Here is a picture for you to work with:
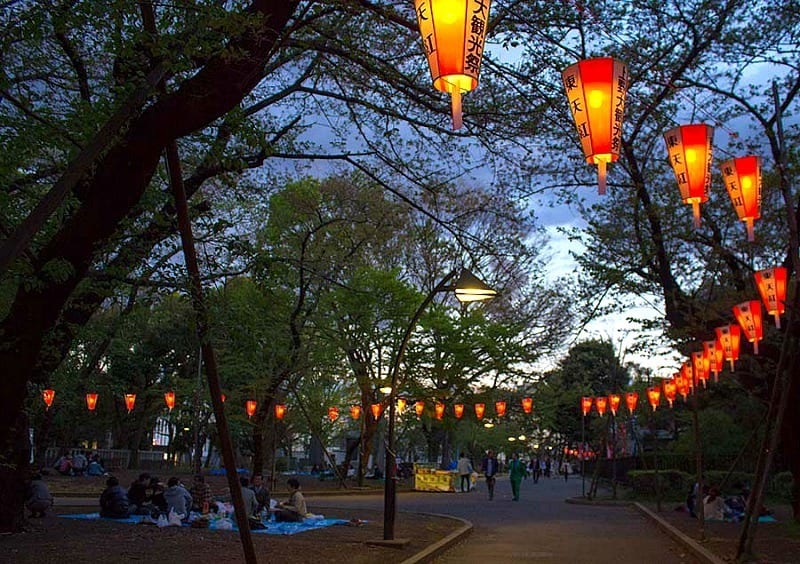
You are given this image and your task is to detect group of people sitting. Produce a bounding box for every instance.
[54,451,106,477]
[686,481,761,522]
[99,472,307,525]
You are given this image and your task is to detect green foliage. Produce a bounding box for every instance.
[771,472,795,504]
[627,469,691,499]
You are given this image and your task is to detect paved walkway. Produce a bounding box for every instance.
[314,475,700,563]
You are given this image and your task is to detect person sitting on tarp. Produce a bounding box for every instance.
[127,473,151,514]
[273,478,307,522]
[99,476,130,519]
[164,476,192,518]
[148,477,168,515]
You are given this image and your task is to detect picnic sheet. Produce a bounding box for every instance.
[60,513,349,535]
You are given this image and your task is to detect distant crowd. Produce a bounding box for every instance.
[53,451,107,477]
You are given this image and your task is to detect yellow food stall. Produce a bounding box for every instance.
[412,463,476,492]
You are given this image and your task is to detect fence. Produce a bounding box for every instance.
[45,448,166,471]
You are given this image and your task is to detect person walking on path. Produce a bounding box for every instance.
[508,452,526,501]
[481,449,499,500]
[561,459,571,482]
[457,452,473,493]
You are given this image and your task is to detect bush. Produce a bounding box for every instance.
[627,469,691,498]
[703,470,755,491]
[769,471,795,503]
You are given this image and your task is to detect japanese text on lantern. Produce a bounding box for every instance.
[465,0,489,75]
[611,65,628,152]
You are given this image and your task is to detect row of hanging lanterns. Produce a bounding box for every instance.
[412,6,762,234]
[331,397,533,422]
[40,390,231,414]
[581,392,639,417]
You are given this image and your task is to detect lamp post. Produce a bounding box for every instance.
[383,268,496,541]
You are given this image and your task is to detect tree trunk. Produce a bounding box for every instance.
[0,412,32,533]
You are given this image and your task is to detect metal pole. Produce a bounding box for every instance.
[581,413,586,497]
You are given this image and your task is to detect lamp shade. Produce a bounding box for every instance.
[703,340,722,383]
[474,402,485,419]
[522,397,533,414]
[664,124,714,228]
[581,396,593,416]
[42,388,55,409]
[720,156,762,241]
[595,396,608,416]
[124,393,136,413]
[164,391,175,412]
[691,351,709,388]
[675,375,690,401]
[274,403,286,420]
[415,400,425,418]
[453,268,497,302]
[608,394,621,416]
[245,400,257,419]
[328,406,339,422]
[495,400,507,417]
[414,0,492,129]
[350,405,362,420]
[754,267,788,328]
[86,393,98,411]
[625,392,638,414]
[454,403,465,418]
[662,379,677,408]
[647,387,660,411]
[733,300,764,355]
[435,402,445,420]
[716,324,741,371]
[371,403,383,420]
[562,57,629,194]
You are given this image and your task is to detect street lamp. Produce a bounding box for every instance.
[383,268,496,541]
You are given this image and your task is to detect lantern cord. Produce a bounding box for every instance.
[451,89,463,130]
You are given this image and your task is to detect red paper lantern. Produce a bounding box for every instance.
[350,405,362,420]
[733,300,764,355]
[415,401,425,418]
[221,394,226,403]
[680,361,695,391]
[720,156,761,241]
[245,400,257,419]
[86,393,98,412]
[664,124,714,228]
[396,398,407,413]
[42,389,55,410]
[703,340,722,383]
[646,387,660,411]
[675,375,690,401]
[435,402,445,420]
[454,403,465,419]
[521,397,533,414]
[164,391,175,412]
[274,403,286,420]
[371,403,383,420]
[474,402,485,420]
[691,351,709,388]
[595,396,608,416]
[608,394,621,416]
[624,392,637,415]
[662,379,677,408]
[327,406,339,422]
[414,0,492,130]
[562,57,629,194]
[495,400,507,417]
[581,396,593,416]
[716,324,741,371]
[124,393,136,413]
[754,267,788,328]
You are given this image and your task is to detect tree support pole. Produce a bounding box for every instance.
[164,142,258,564]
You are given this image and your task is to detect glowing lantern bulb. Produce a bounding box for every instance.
[664,124,714,228]
[246,400,257,419]
[371,403,383,420]
[521,397,533,414]
[474,402,485,419]
[562,57,629,194]
[454,403,465,419]
[164,391,175,412]
[327,406,339,422]
[42,389,55,410]
[435,402,445,420]
[625,392,638,415]
[595,396,608,416]
[86,393,98,412]
[581,396,593,416]
[415,401,425,417]
[608,394,621,416]
[124,393,136,413]
[754,267,787,328]
[721,156,762,241]
[495,400,507,417]
[274,403,286,421]
[396,398,407,413]
[647,387,660,411]
[662,379,677,408]
[350,405,362,420]
[414,0,492,130]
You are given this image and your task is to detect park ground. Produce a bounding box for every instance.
[1,469,798,563]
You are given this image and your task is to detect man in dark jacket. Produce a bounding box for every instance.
[127,472,150,514]
[100,476,130,518]
[481,449,499,501]
[250,473,270,514]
